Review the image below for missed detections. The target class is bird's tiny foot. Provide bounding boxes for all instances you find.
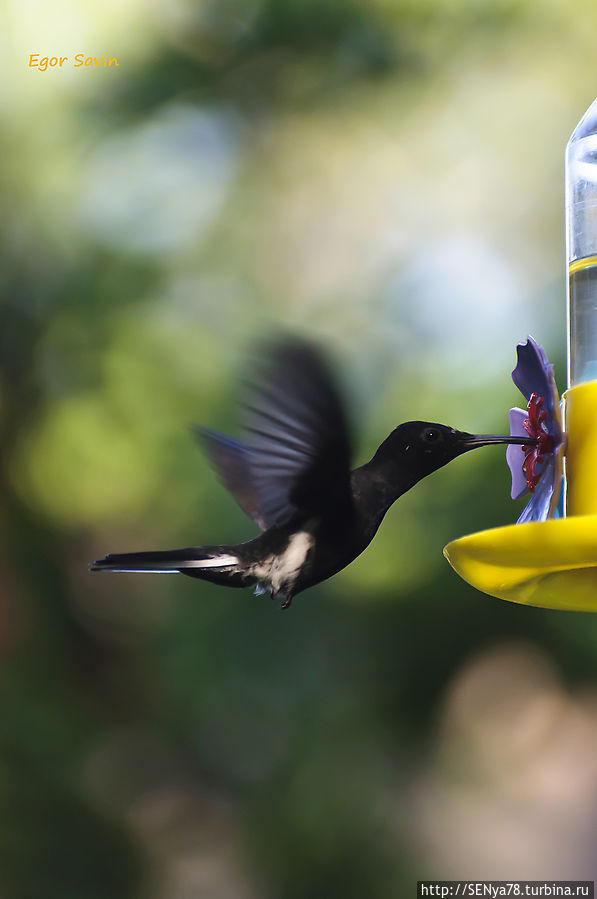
[280,595,293,610]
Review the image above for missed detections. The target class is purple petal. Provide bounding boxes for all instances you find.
[507,406,529,440]
[516,458,557,524]
[507,336,564,524]
[511,336,557,427]
[506,406,548,500]
[506,408,529,499]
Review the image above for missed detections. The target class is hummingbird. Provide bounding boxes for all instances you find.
[90,338,533,609]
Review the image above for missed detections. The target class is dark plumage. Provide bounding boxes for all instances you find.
[90,338,534,609]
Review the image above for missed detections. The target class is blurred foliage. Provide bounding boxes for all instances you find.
[2,0,597,895]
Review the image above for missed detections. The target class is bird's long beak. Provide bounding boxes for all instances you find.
[458,433,538,452]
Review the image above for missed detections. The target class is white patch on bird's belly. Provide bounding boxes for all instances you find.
[251,531,313,595]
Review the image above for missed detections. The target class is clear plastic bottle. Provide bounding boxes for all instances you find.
[566,96,597,387]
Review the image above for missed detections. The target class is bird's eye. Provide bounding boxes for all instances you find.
[422,428,440,442]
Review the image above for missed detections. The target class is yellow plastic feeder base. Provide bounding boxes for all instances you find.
[444,381,597,611]
[444,516,597,611]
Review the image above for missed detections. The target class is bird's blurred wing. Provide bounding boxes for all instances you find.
[242,338,354,529]
[193,426,266,529]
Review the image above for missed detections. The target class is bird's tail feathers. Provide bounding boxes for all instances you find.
[90,547,238,574]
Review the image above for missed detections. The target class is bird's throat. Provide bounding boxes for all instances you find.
[351,458,419,524]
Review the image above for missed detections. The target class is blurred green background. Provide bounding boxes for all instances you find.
[3,0,597,896]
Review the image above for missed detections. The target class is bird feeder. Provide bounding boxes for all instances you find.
[444,97,597,611]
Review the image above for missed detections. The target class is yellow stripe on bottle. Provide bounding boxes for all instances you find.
[569,254,597,275]
[563,379,597,516]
